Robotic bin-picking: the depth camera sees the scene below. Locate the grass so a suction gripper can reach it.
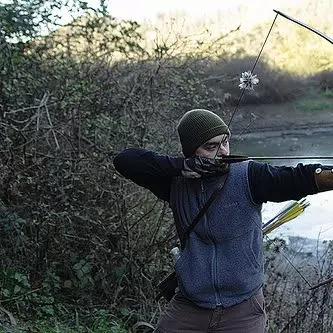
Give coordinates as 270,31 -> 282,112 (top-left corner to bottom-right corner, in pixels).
323,88 -> 333,98
294,90 -> 333,112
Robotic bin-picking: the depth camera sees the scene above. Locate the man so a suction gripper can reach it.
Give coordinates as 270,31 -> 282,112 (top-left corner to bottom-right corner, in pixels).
113,109 -> 333,333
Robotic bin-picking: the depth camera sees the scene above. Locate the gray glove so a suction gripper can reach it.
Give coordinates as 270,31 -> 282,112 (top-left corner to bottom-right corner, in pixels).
182,156 -> 230,178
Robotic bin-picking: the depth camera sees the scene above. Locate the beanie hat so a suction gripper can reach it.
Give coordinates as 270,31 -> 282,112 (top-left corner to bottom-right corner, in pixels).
177,109 -> 229,157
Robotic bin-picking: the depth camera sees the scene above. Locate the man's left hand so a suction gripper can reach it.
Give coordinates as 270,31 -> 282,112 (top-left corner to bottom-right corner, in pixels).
182,156 -> 230,178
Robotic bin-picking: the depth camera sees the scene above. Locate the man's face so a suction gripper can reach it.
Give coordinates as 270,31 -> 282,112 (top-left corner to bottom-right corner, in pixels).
194,134 -> 230,159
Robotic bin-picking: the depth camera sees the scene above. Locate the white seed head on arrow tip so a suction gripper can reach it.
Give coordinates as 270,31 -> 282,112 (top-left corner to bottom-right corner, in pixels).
239,71 -> 259,90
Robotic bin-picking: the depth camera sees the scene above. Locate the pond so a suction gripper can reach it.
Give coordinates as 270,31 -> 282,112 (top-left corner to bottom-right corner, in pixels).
232,128 -> 333,242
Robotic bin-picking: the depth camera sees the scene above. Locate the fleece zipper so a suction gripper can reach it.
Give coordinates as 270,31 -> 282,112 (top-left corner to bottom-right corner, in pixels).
201,180 -> 222,306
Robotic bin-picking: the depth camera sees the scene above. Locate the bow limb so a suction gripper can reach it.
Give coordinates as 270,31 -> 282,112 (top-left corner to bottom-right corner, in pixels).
309,276 -> 333,290
273,9 -> 333,45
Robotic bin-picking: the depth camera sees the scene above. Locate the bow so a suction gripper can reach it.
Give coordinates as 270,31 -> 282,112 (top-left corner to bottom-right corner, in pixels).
216,9 -> 333,161
221,10 -> 333,293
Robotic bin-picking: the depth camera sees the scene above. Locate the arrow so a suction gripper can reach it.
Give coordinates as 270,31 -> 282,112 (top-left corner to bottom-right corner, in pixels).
217,155 -> 333,163
262,198 -> 310,235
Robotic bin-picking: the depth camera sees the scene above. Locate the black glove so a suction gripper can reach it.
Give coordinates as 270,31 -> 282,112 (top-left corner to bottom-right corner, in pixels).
183,156 -> 230,178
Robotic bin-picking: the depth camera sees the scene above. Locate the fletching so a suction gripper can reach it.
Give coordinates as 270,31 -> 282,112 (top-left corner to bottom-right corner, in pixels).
263,198 -> 310,235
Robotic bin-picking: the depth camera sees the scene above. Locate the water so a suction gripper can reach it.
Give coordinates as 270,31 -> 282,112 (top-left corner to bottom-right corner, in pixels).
232,129 -> 333,241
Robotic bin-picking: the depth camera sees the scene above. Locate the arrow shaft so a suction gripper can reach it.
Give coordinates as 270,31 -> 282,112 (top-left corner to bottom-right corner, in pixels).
250,156 -> 333,160
220,155 -> 333,163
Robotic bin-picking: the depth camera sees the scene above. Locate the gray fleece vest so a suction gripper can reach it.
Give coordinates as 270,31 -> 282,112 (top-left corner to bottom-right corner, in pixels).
169,161 -> 263,309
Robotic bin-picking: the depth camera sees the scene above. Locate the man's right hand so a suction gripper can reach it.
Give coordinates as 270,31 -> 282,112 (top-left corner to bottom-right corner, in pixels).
182,156 -> 230,178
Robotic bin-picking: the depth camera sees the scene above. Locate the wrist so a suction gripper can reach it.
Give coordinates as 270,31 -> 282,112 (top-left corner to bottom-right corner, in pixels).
314,168 -> 333,192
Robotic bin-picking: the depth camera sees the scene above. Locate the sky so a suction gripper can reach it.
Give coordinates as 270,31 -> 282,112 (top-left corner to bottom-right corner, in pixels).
106,0 -> 254,21
90,0 -> 298,22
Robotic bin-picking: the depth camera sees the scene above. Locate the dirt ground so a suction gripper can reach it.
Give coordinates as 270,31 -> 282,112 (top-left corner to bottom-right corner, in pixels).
230,103 -> 333,134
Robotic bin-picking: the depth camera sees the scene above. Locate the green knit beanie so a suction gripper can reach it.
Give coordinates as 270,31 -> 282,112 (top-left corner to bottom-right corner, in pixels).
177,109 -> 229,157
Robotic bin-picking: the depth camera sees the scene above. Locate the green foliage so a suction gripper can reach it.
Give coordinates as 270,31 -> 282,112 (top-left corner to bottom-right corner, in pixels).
295,99 -> 333,112
294,90 -> 333,112
0,0 -> 107,41
110,321 -> 129,333
73,259 -> 94,289
0,270 -> 30,299
45,15 -> 145,61
0,268 -> 62,319
323,89 -> 333,98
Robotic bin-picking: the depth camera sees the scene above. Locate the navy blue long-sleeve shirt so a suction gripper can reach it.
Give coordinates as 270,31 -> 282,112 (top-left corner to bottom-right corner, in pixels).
113,148 -> 322,204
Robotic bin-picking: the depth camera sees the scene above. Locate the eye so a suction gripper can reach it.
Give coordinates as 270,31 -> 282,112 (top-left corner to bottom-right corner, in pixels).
221,134 -> 231,146
203,143 -> 218,151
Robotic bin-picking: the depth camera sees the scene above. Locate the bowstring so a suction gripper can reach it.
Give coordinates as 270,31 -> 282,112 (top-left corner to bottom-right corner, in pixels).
213,12 -> 316,289
226,13 -> 278,130
213,13 -> 278,159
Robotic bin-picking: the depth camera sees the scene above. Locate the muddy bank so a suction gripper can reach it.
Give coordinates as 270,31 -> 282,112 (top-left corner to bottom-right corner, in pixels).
235,125 -> 333,140
231,103 -> 333,164
230,103 -> 333,135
